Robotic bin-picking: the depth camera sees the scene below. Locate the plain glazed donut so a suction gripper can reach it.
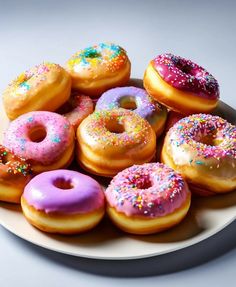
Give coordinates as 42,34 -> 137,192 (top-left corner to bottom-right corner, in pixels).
76,108 -> 156,177
105,163 -> 191,235
0,145 -> 31,203
57,91 -> 94,130
65,43 -> 131,97
144,53 -> 219,115
96,86 -> 167,136
3,62 -> 71,120
3,111 -> 75,173
21,170 -> 105,234
161,114 -> 236,196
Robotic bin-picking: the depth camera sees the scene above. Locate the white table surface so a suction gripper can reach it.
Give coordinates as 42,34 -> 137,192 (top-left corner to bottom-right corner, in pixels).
0,0 -> 235,286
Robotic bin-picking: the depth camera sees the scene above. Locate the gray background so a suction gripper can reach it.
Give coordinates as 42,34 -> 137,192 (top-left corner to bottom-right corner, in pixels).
0,0 -> 236,286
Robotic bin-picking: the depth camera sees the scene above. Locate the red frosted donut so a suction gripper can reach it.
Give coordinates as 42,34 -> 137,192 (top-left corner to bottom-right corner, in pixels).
57,92 -> 94,130
144,53 -> 220,114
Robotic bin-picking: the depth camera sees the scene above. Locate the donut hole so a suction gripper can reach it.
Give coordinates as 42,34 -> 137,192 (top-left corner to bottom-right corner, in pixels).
198,132 -> 221,146
135,176 -> 153,189
176,62 -> 193,75
119,97 -> 137,111
106,119 -> 125,134
28,125 -> 47,143
53,178 -> 74,190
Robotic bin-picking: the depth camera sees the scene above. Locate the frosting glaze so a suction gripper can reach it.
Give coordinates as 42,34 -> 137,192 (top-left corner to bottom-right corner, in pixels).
3,111 -> 74,165
152,53 -> 219,99
23,170 -> 105,214
67,43 -> 128,74
105,163 -> 189,218
166,114 -> 236,177
95,86 -> 167,132
81,108 -> 155,149
6,63 -> 66,96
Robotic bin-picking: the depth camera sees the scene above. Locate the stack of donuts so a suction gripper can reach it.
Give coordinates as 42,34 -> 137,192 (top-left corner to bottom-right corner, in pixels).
0,42 -> 235,235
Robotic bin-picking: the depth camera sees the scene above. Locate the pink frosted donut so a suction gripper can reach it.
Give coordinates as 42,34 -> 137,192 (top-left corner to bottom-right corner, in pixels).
105,162 -> 191,234
57,92 -> 94,130
3,111 -> 75,173
21,169 -> 105,234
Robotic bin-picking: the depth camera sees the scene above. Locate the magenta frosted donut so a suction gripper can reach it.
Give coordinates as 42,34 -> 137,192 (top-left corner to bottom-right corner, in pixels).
144,53 -> 220,114
161,114 -> 236,195
21,169 -> 105,234
96,86 -> 167,136
3,111 -> 75,173
105,162 -> 191,234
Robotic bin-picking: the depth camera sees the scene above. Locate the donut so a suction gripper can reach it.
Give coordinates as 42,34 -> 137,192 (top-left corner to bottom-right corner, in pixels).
3,62 -> 71,120
76,108 -> 156,177
95,86 -> 167,136
57,91 -> 94,130
65,43 -> 131,97
0,145 -> 31,203
3,111 -> 75,173
21,169 -> 105,234
144,53 -> 219,115
105,163 -> 191,235
161,114 -> 236,196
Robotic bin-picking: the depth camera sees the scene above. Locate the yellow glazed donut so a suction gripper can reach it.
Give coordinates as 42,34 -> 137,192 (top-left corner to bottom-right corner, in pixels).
65,43 -> 131,97
161,114 -> 236,196
3,62 -> 71,120
144,53 -> 219,115
76,109 -> 156,177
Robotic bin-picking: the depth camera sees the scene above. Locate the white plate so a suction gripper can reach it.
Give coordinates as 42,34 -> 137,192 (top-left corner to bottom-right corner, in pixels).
0,91 -> 236,260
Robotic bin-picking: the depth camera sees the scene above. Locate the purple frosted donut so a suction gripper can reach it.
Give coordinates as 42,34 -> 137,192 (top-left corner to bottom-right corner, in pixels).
95,86 -> 167,136
21,169 -> 105,234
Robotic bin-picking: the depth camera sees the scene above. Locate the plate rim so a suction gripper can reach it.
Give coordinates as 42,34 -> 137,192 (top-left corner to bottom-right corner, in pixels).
0,213 -> 235,260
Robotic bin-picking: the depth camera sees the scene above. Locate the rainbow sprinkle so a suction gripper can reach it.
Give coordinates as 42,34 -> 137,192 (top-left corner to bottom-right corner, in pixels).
105,163 -> 188,217
67,43 -> 128,73
153,53 -> 219,99
5,62 -> 62,95
0,145 -> 31,176
168,114 -> 236,163
81,109 -> 153,148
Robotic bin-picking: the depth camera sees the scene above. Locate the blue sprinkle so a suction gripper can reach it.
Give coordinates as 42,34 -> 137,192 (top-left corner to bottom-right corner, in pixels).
51,136 -> 61,143
27,116 -> 34,122
20,81 -> 30,90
